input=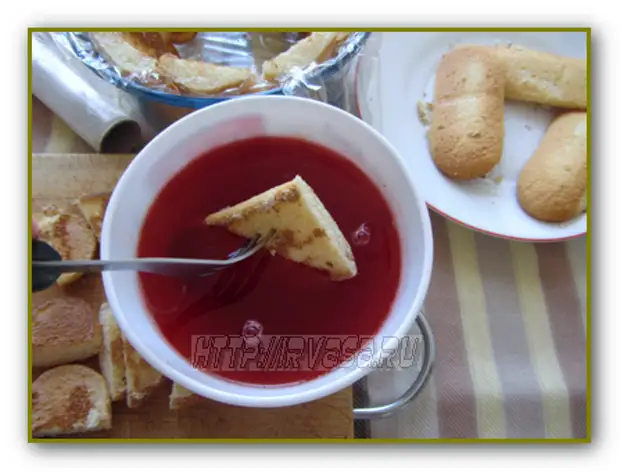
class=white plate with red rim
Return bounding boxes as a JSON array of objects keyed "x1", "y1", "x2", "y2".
[{"x1": 355, "y1": 31, "x2": 588, "y2": 242}]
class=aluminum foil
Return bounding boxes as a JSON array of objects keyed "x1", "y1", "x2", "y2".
[{"x1": 53, "y1": 32, "x2": 370, "y2": 105}]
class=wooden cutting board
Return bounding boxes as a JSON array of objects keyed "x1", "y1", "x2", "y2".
[{"x1": 31, "y1": 153, "x2": 354, "y2": 440}]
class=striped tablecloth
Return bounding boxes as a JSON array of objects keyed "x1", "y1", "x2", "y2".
[
  {"x1": 369, "y1": 217, "x2": 587, "y2": 439},
  {"x1": 31, "y1": 96, "x2": 588, "y2": 440}
]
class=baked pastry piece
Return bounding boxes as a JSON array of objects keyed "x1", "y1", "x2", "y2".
[
  {"x1": 97, "y1": 302, "x2": 126, "y2": 402},
  {"x1": 75, "y1": 192, "x2": 111, "y2": 241},
  {"x1": 90, "y1": 32, "x2": 158, "y2": 76},
  {"x1": 122, "y1": 333, "x2": 163, "y2": 408},
  {"x1": 32, "y1": 364, "x2": 112, "y2": 437},
  {"x1": 206, "y1": 175, "x2": 357, "y2": 281},
  {"x1": 169, "y1": 382, "x2": 203, "y2": 410},
  {"x1": 428, "y1": 45, "x2": 505, "y2": 179},
  {"x1": 35, "y1": 210, "x2": 97, "y2": 286},
  {"x1": 262, "y1": 32, "x2": 349, "y2": 81},
  {"x1": 517, "y1": 112, "x2": 587, "y2": 222},
  {"x1": 32, "y1": 297, "x2": 102, "y2": 368},
  {"x1": 491, "y1": 44, "x2": 587, "y2": 109},
  {"x1": 128, "y1": 32, "x2": 180, "y2": 57},
  {"x1": 157, "y1": 53, "x2": 255, "y2": 95}
]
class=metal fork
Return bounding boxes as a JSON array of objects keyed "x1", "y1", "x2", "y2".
[{"x1": 31, "y1": 231, "x2": 275, "y2": 292}]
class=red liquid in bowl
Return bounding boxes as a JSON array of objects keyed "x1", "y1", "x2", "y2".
[{"x1": 137, "y1": 136, "x2": 401, "y2": 385}]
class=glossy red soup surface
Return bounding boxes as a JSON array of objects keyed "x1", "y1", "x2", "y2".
[{"x1": 137, "y1": 136, "x2": 401, "y2": 385}]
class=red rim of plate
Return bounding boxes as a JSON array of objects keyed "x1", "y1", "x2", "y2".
[{"x1": 351, "y1": 58, "x2": 586, "y2": 243}]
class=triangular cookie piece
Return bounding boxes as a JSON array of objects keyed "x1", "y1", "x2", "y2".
[
  {"x1": 262, "y1": 32, "x2": 350, "y2": 80},
  {"x1": 205, "y1": 175, "x2": 357, "y2": 281}
]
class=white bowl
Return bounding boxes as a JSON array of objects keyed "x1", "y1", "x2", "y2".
[{"x1": 100, "y1": 95, "x2": 434, "y2": 408}]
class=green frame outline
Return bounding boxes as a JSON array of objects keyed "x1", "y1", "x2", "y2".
[{"x1": 27, "y1": 27, "x2": 591, "y2": 444}]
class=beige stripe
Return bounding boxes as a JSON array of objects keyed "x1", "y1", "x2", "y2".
[
  {"x1": 44, "y1": 116, "x2": 77, "y2": 153},
  {"x1": 447, "y1": 223, "x2": 506, "y2": 438},
  {"x1": 565, "y1": 238, "x2": 587, "y2": 330},
  {"x1": 510, "y1": 242, "x2": 572, "y2": 438}
]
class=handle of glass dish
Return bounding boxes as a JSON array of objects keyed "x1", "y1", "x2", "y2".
[{"x1": 353, "y1": 312, "x2": 436, "y2": 421}]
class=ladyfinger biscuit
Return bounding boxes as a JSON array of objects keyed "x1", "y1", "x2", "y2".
[
  {"x1": 492, "y1": 44, "x2": 587, "y2": 109},
  {"x1": 429, "y1": 46, "x2": 505, "y2": 180},
  {"x1": 517, "y1": 112, "x2": 587, "y2": 222}
]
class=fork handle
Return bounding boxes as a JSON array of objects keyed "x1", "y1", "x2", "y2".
[
  {"x1": 34, "y1": 259, "x2": 139, "y2": 274},
  {"x1": 32, "y1": 259, "x2": 224, "y2": 277}
]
